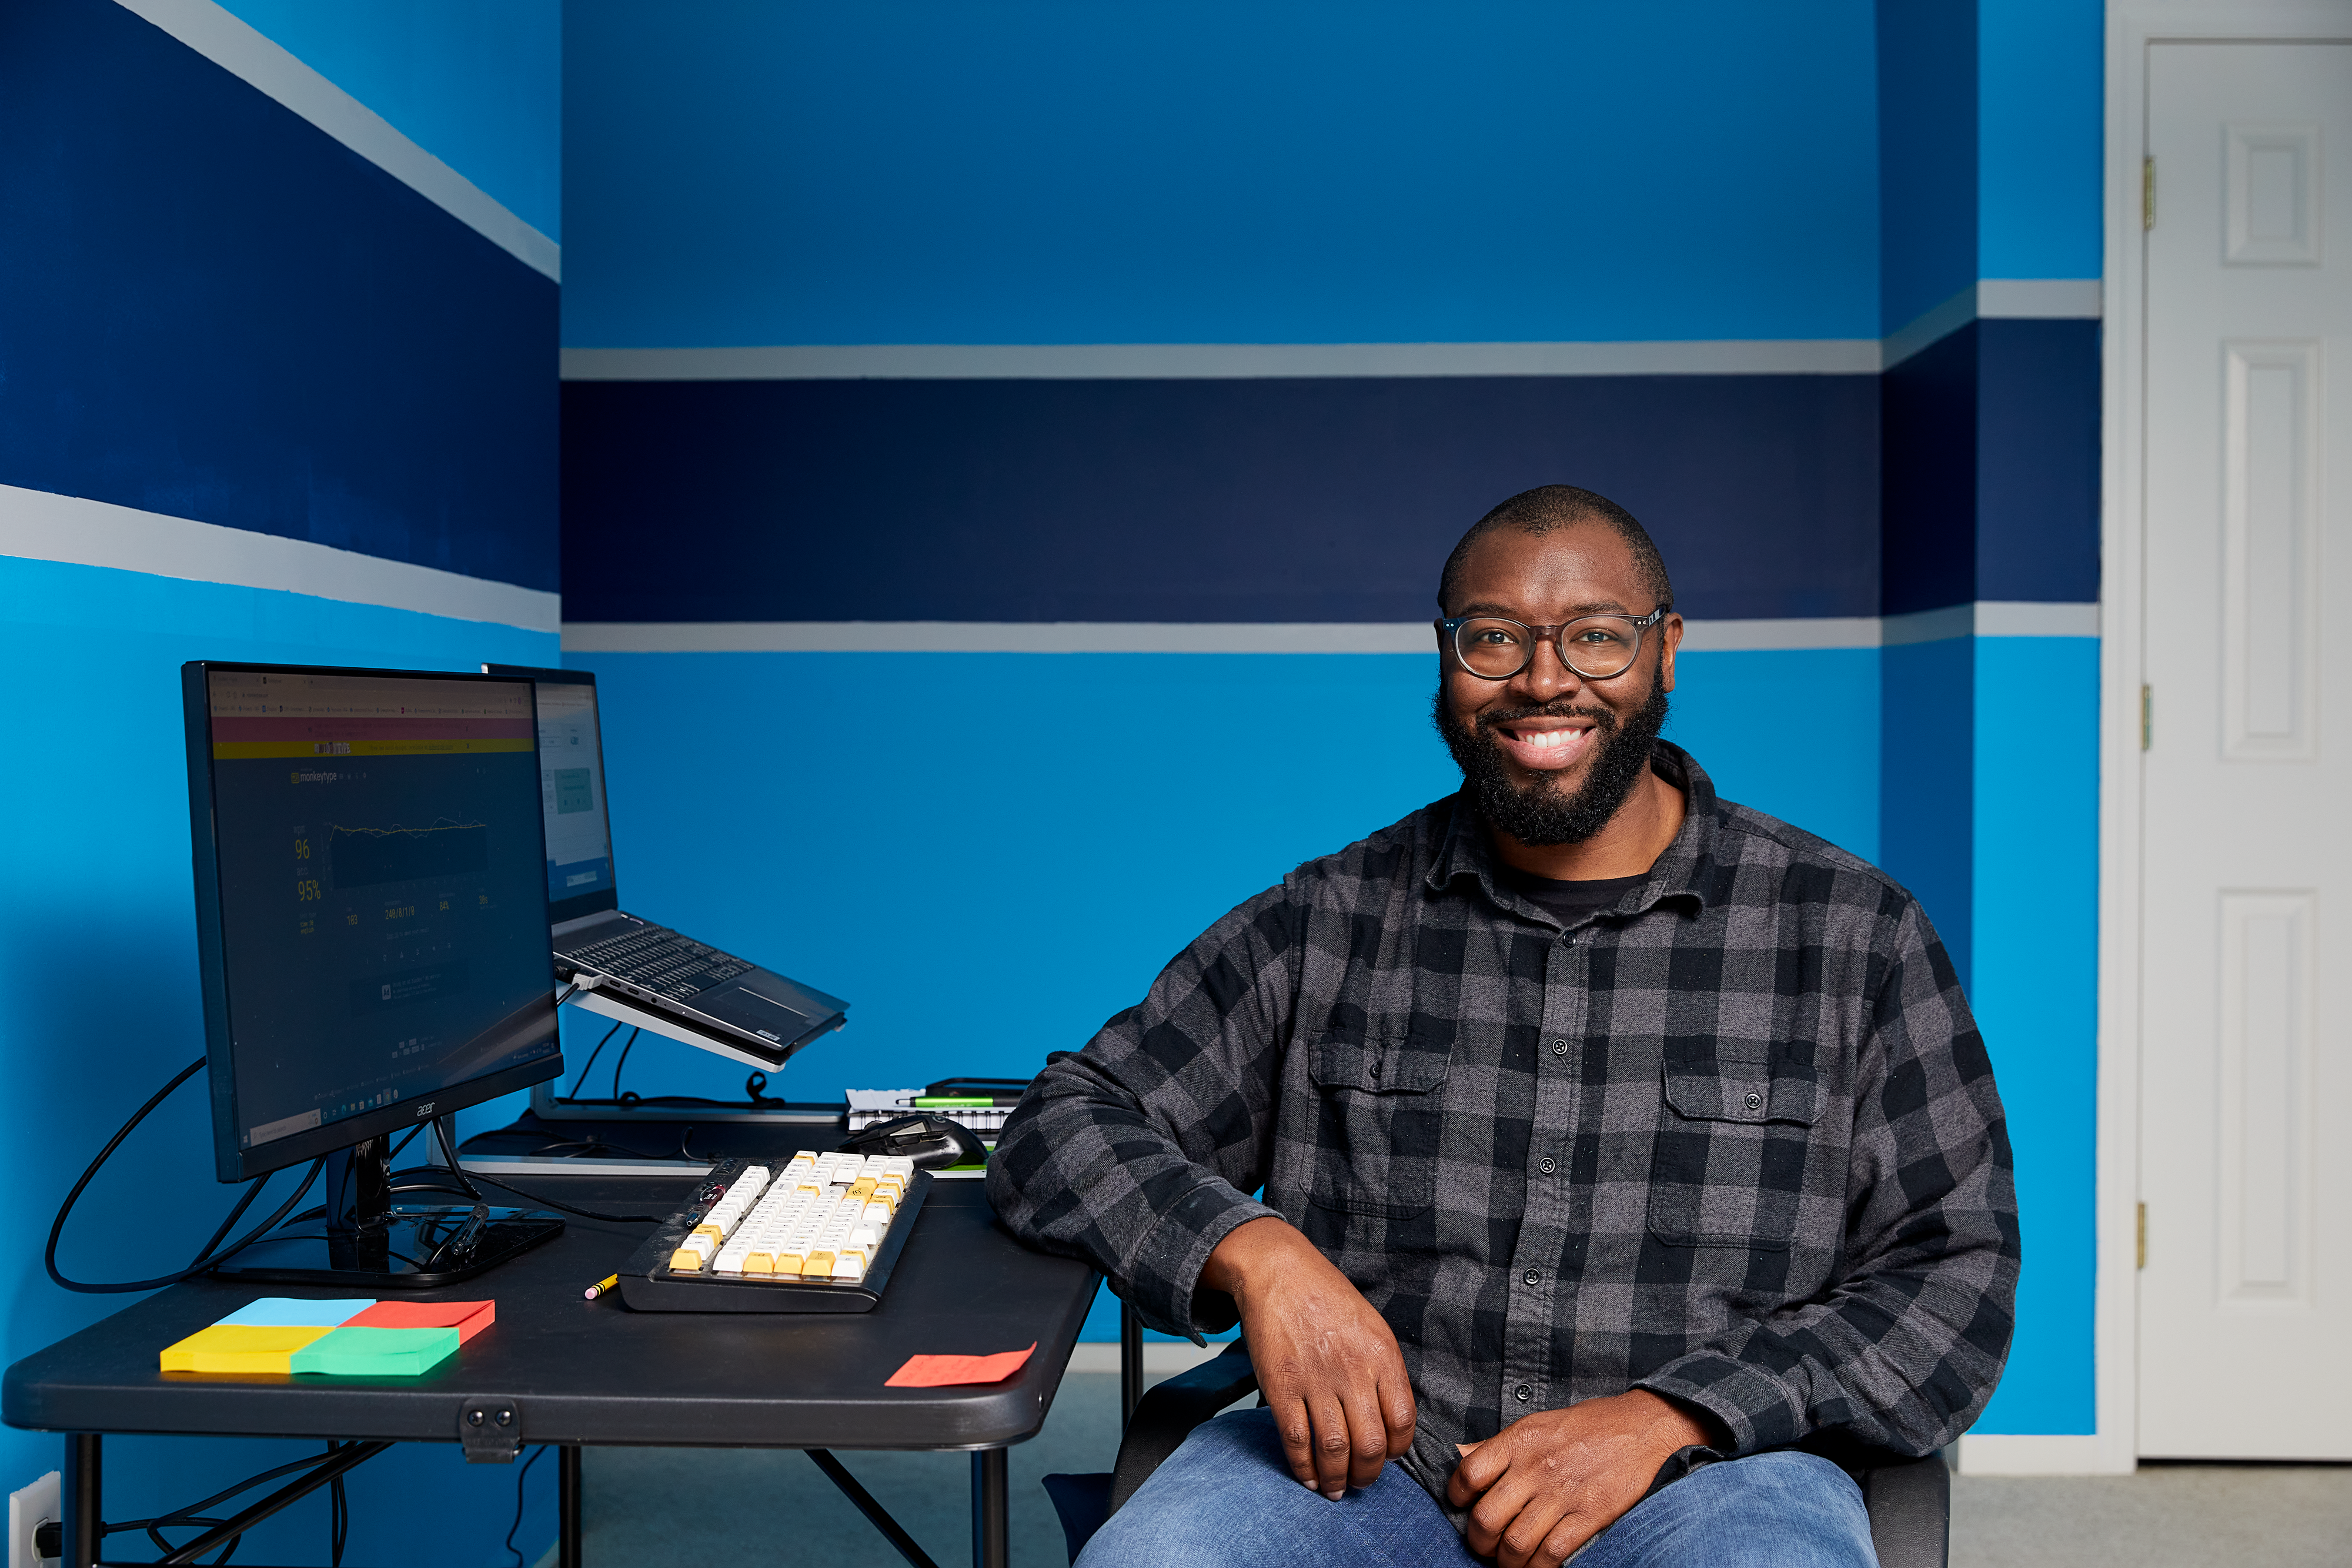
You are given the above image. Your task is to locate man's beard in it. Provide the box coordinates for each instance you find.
[1433,676,1671,847]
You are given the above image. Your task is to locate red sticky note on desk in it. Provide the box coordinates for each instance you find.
[885,1343,1037,1388]
[342,1300,495,1342]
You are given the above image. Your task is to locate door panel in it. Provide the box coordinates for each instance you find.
[2139,39,2352,1459]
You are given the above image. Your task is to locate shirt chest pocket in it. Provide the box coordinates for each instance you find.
[1647,1042,1820,1249]
[1303,1033,1449,1219]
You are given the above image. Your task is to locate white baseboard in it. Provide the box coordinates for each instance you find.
[1065,1342,1235,1375]
[1957,1433,2129,1475]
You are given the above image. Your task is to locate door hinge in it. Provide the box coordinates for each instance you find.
[2137,1202,2147,1269]
[2141,685,2154,750]
[2143,157,2156,230]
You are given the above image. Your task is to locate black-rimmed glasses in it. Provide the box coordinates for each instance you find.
[1435,608,1670,681]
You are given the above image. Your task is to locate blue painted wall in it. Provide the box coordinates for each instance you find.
[561,0,1881,347]
[1,0,563,1552]
[212,0,563,240]
[0,0,558,591]
[1978,0,2103,282]
[561,374,1880,624]
[0,559,559,1562]
[1968,636,2099,1433]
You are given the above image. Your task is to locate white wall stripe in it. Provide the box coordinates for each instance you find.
[557,339,1882,383]
[560,280,2107,384]
[0,484,560,633]
[1882,280,2107,370]
[113,0,559,283]
[560,609,2100,656]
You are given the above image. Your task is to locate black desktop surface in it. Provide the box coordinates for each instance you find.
[4,1166,1098,1452]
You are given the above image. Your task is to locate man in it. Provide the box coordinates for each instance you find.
[990,486,2017,1568]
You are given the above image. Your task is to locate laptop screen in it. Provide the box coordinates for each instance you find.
[485,666,620,926]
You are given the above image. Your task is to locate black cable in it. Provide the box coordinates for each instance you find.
[609,1027,640,1098]
[45,1056,329,1292]
[439,1168,658,1225]
[432,1116,484,1202]
[505,1446,545,1568]
[556,1018,626,1102]
[328,1442,348,1567]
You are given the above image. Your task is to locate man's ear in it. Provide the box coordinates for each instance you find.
[1657,613,1683,694]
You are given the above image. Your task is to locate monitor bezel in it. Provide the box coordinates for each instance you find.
[480,663,622,928]
[183,661,565,1184]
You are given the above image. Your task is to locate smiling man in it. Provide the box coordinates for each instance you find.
[991,485,2018,1568]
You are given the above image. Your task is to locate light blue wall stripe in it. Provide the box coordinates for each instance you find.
[0,552,556,1548]
[1967,636,2099,1435]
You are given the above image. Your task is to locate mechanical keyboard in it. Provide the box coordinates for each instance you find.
[564,924,756,1002]
[616,1152,931,1313]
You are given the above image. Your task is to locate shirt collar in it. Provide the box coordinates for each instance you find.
[1424,740,1722,920]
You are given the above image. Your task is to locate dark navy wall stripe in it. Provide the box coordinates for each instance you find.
[1976,318,2100,605]
[561,374,1879,624]
[0,0,557,593]
[1880,324,1980,616]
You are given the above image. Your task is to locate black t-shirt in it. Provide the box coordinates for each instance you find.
[1498,867,1649,925]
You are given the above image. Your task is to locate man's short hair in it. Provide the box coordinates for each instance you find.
[1438,485,1675,614]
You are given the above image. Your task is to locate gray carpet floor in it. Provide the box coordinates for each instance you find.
[574,1373,2352,1565]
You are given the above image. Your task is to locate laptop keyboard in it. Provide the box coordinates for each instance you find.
[566,924,756,1001]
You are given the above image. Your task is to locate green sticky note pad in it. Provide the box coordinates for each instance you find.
[289,1326,459,1377]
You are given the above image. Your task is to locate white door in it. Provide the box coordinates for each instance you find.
[2140,39,2352,1459]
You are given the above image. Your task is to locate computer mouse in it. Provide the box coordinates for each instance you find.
[843,1114,988,1171]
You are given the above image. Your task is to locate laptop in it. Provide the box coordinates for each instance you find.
[484,664,848,1072]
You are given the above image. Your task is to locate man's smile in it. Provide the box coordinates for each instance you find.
[1483,714,1601,773]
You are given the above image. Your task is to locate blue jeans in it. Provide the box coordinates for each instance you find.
[1076,1409,1876,1568]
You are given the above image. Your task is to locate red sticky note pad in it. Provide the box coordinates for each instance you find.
[342,1300,495,1342]
[885,1343,1037,1388]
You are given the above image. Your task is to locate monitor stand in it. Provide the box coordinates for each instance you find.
[212,1133,563,1291]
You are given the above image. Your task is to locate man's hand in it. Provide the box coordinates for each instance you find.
[1445,1390,1718,1568]
[1198,1216,1416,1499]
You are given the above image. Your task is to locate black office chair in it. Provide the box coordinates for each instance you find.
[1043,1328,1950,1567]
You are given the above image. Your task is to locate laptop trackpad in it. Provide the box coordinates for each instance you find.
[702,984,811,1028]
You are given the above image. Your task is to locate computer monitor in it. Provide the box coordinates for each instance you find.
[182,662,567,1286]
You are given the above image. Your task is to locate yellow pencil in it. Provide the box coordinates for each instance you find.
[583,1273,619,1300]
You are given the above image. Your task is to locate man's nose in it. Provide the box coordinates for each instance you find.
[1510,634,1583,702]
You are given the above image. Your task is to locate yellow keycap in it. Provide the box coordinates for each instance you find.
[846,1177,875,1201]
[669,1247,706,1272]
[804,1251,835,1276]
[693,1223,724,1243]
[741,1252,774,1274]
[772,1251,805,1276]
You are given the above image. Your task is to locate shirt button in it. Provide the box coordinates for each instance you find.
[1514,1384,1534,1403]
[1550,1039,1569,1056]
[1538,1156,1558,1175]
[1522,1270,1541,1286]
[1744,1091,1763,1111]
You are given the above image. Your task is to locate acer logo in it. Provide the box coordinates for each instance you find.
[415,1103,435,1118]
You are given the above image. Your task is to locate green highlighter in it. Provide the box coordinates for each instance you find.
[290,1326,460,1377]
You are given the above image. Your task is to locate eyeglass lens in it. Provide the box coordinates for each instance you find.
[1453,617,1643,680]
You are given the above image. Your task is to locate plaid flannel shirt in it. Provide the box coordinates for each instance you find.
[988,742,2017,1508]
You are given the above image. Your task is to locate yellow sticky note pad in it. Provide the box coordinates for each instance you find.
[161,1324,335,1375]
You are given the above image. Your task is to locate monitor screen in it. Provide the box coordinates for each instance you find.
[526,674,618,920]
[184,664,563,1181]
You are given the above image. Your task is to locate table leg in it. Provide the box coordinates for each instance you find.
[557,1445,582,1568]
[62,1433,99,1568]
[969,1448,1007,1568]
[1120,1298,1143,1427]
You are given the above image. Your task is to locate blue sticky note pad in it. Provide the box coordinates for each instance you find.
[216,1298,378,1328]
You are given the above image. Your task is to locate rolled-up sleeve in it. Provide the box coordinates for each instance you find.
[987,883,1302,1338]
[1635,902,2021,1457]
